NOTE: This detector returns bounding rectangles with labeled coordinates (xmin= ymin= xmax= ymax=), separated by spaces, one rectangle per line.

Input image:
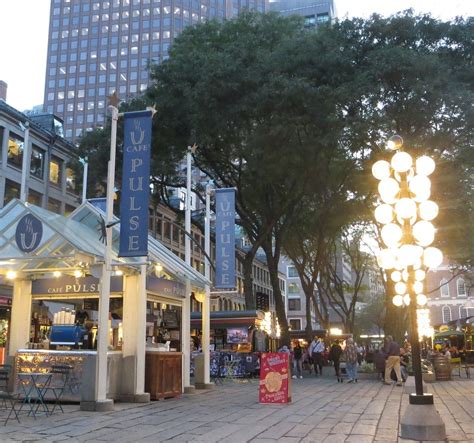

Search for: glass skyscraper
xmin=43 ymin=0 xmax=267 ymax=141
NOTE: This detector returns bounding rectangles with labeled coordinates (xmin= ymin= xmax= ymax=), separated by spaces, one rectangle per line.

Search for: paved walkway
xmin=1 ymin=376 xmax=473 ymax=443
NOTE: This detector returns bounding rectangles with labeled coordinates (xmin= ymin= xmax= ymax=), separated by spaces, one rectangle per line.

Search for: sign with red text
xmin=259 ymin=352 xmax=291 ymax=404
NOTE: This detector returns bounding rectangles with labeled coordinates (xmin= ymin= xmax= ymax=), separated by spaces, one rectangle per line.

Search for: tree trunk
xmin=263 ymin=243 xmax=289 ymax=347
xmin=305 ymin=288 xmax=313 ymax=343
xmin=242 ymin=251 xmax=256 ymax=310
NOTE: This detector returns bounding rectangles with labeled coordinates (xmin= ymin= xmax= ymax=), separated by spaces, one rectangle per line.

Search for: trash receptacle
xmin=433 ymin=354 xmax=451 ymax=381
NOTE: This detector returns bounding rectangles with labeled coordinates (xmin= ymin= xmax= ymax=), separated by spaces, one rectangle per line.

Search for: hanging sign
xmin=15 ymin=213 xmax=43 ymax=253
xmin=259 ymin=352 xmax=291 ymax=404
xmin=119 ymin=110 xmax=153 ymax=257
xmin=215 ymin=188 xmax=236 ymax=288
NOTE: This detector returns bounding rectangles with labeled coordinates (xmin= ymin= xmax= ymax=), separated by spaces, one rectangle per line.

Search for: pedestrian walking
xmin=309 ymin=336 xmax=325 ymax=376
xmin=292 ymin=341 xmax=304 ymax=379
xmin=329 ymin=340 xmax=343 ymax=382
xmin=383 ymin=335 xmax=403 ymax=386
xmin=344 ymin=338 xmax=358 ymax=383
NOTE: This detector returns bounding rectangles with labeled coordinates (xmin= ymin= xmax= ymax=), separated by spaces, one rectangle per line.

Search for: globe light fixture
xmin=393 ymin=295 xmax=403 ymax=306
xmin=374 ymin=204 xmax=393 ymax=224
xmin=372 ymin=160 xmax=391 ymax=180
xmin=419 ymin=201 xmax=439 ymax=221
xmin=6 ymin=270 xmax=17 ymax=280
xmin=381 ymin=223 xmax=403 ymax=247
xmin=373 ymin=136 xmax=446 ymax=436
xmin=391 ymin=151 xmax=413 ymax=173
xmin=416 ymin=156 xmax=436 ymax=176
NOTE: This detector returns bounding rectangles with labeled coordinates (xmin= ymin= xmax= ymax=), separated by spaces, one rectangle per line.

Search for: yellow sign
xmin=439 ymin=325 xmax=449 ymax=332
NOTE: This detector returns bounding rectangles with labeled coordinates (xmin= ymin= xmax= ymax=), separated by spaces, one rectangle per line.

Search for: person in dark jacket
xmin=329 ymin=340 xmax=343 ymax=382
xmin=293 ymin=342 xmax=304 ymax=379
xmin=374 ymin=347 xmax=386 ymax=381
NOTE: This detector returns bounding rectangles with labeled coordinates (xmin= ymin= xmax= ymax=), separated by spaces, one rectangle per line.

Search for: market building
xmin=0 ymin=198 xmax=209 ymax=408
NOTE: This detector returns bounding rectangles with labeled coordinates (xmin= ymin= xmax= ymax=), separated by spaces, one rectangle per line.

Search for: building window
xmin=440 ymin=279 xmax=449 ymax=297
xmin=30 ymin=146 xmax=45 ymax=179
xmin=289 ymin=319 xmax=301 ymax=330
xmin=442 ymin=306 xmax=452 ymax=324
xmin=288 ymin=298 xmax=301 ymax=311
xmin=48 ymin=198 xmax=62 ymax=214
xmin=49 ymin=156 xmax=63 ymax=186
xmin=27 ymin=190 xmax=43 ymax=207
xmin=66 ymin=168 xmax=76 ymax=192
xmin=457 ymin=279 xmax=466 ymax=297
xmin=7 ymin=133 xmax=24 ymax=168
xmin=288 ymin=283 xmax=299 ymax=294
xmin=459 ymin=306 xmax=468 ymax=319
xmin=287 ymin=265 xmax=298 ymax=278
xmin=4 ymin=180 xmax=20 ymax=205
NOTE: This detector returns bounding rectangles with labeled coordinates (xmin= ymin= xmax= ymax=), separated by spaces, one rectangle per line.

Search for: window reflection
xmin=49 ymin=156 xmax=63 ymax=185
xmin=7 ymin=134 xmax=24 ymax=168
xmin=30 ymin=147 xmax=45 ymax=179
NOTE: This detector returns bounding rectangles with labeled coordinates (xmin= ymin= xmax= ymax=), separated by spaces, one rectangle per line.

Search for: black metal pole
xmin=408 ymin=266 xmax=424 ymax=397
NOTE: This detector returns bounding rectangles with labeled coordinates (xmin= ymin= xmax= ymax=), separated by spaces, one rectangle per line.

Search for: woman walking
xmin=344 ymin=338 xmax=358 ymax=383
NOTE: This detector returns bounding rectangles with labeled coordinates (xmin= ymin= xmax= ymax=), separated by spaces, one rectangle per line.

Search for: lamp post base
xmin=400 ymin=395 xmax=446 ymax=441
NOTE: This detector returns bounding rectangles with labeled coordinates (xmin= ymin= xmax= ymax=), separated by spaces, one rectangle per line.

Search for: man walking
xmin=384 ymin=335 xmax=403 ymax=386
xmin=309 ymin=336 xmax=325 ymax=376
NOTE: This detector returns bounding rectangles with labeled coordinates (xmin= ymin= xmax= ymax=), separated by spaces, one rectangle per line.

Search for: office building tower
xmin=43 ymin=0 xmax=267 ymax=141
xmin=269 ymin=0 xmax=335 ymax=27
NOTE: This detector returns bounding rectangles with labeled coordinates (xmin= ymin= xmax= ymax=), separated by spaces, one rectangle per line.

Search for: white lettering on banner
xmin=129 ymin=176 xmax=144 ymax=191
xmin=129 ymin=236 xmax=139 ymax=250
xmin=126 ymin=144 xmax=149 ymax=153
xmin=129 ymin=196 xmax=141 ymax=211
xmin=220 ymin=234 xmax=231 ymax=244
xmin=130 ymin=157 xmax=143 ymax=172
xmin=130 ymin=215 xmax=139 ymax=230
xmin=222 ymin=260 xmax=229 ymax=271
xmin=221 ymin=274 xmax=229 ymax=285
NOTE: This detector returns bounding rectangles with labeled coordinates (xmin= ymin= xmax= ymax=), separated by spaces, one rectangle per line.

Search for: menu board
xmin=259 ymin=352 xmax=291 ymax=404
xmin=163 ymin=309 xmax=179 ymax=328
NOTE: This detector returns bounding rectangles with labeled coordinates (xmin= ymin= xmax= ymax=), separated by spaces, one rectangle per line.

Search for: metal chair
xmin=0 ymin=365 xmax=12 ymax=392
xmin=0 ymin=391 xmax=20 ymax=425
xmin=42 ymin=365 xmax=72 ymax=414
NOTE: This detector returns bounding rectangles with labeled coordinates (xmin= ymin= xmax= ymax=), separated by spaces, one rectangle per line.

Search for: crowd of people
xmin=280 ymin=335 xmax=412 ymax=385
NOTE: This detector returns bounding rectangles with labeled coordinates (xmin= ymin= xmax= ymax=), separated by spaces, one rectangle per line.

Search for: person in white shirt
xmin=309 ymin=336 xmax=325 ymax=376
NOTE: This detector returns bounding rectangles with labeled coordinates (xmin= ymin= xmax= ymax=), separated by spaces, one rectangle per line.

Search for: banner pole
xmin=95 ymin=98 xmax=119 ymax=411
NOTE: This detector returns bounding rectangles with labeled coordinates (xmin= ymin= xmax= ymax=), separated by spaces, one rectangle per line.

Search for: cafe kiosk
xmin=0 ymin=199 xmax=210 ymax=409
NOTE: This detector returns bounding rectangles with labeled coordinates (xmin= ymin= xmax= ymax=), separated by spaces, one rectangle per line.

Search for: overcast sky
xmin=0 ymin=0 xmax=472 ymax=111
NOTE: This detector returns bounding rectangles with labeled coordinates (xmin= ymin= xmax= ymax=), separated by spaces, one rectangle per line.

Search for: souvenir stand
xmin=0 ymin=199 xmax=209 ymax=409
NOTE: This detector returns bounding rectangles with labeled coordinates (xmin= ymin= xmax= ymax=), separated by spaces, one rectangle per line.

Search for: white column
xmin=8 ymin=279 xmax=32 ymax=356
xmin=19 ymin=123 xmax=30 ymax=202
xmin=81 ymin=157 xmax=88 ymax=203
xmin=182 ymin=147 xmax=193 ymax=389
xmin=96 ymin=105 xmax=119 ymax=404
xmin=203 ymin=184 xmax=211 ymax=384
xmin=135 ymin=263 xmax=147 ymax=395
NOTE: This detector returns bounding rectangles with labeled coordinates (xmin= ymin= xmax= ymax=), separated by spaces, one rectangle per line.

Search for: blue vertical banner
xmin=215 ymin=188 xmax=236 ymax=288
xmin=119 ymin=110 xmax=153 ymax=257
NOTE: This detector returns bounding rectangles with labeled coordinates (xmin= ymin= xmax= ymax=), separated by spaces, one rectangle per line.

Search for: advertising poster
xmin=259 ymin=352 xmax=291 ymax=404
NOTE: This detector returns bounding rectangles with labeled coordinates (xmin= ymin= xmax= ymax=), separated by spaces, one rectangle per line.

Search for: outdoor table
xmin=17 ymin=373 xmax=52 ymax=418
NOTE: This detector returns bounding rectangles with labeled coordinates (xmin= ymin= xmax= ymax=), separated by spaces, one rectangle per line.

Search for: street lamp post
xmin=372 ymin=135 xmax=446 ymax=441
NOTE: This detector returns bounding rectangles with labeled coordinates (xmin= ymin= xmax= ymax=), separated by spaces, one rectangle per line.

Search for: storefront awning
xmin=0 ymin=199 xmax=208 ymax=291
xmin=191 ymin=310 xmax=263 ymax=329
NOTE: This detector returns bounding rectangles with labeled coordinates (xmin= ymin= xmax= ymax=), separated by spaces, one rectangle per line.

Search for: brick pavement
xmin=0 ymin=376 xmax=472 ymax=443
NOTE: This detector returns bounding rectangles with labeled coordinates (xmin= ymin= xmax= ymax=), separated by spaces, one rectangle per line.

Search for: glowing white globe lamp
xmin=377 ymin=249 xmax=397 ymax=269
xmin=393 ymin=295 xmax=404 ymax=307
xmin=374 ymin=204 xmax=393 ymax=224
xmin=423 ymin=247 xmax=443 ymax=269
xmin=416 ymin=156 xmax=435 ymax=176
xmin=415 ymin=269 xmax=426 ymax=281
xmin=378 ymin=178 xmax=400 ymax=203
xmin=413 ymin=221 xmax=435 ymax=246
xmin=413 ymin=281 xmax=424 ymax=294
xmin=391 ymin=271 xmax=402 ymax=282
xmin=381 ymin=223 xmax=403 ymax=247
xmin=372 ymin=160 xmax=391 ymax=180
xmin=391 ymin=151 xmax=413 ymax=173
xmin=416 ymin=294 xmax=428 ymax=306
xmin=419 ymin=201 xmax=439 ymax=221
xmin=403 ymin=294 xmax=411 ymax=306
xmin=395 ymin=281 xmax=407 ymax=295
xmin=409 ymin=175 xmax=431 ymax=200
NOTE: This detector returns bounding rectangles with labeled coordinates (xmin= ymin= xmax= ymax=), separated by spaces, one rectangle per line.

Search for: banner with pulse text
xmin=119 ymin=110 xmax=152 ymax=257
xmin=215 ymin=188 xmax=236 ymax=288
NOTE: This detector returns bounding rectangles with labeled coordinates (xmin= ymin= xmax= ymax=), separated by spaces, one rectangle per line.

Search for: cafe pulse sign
xmin=259 ymin=352 xmax=291 ymax=404
xmin=215 ymin=188 xmax=236 ymax=288
xmin=119 ymin=110 xmax=153 ymax=257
